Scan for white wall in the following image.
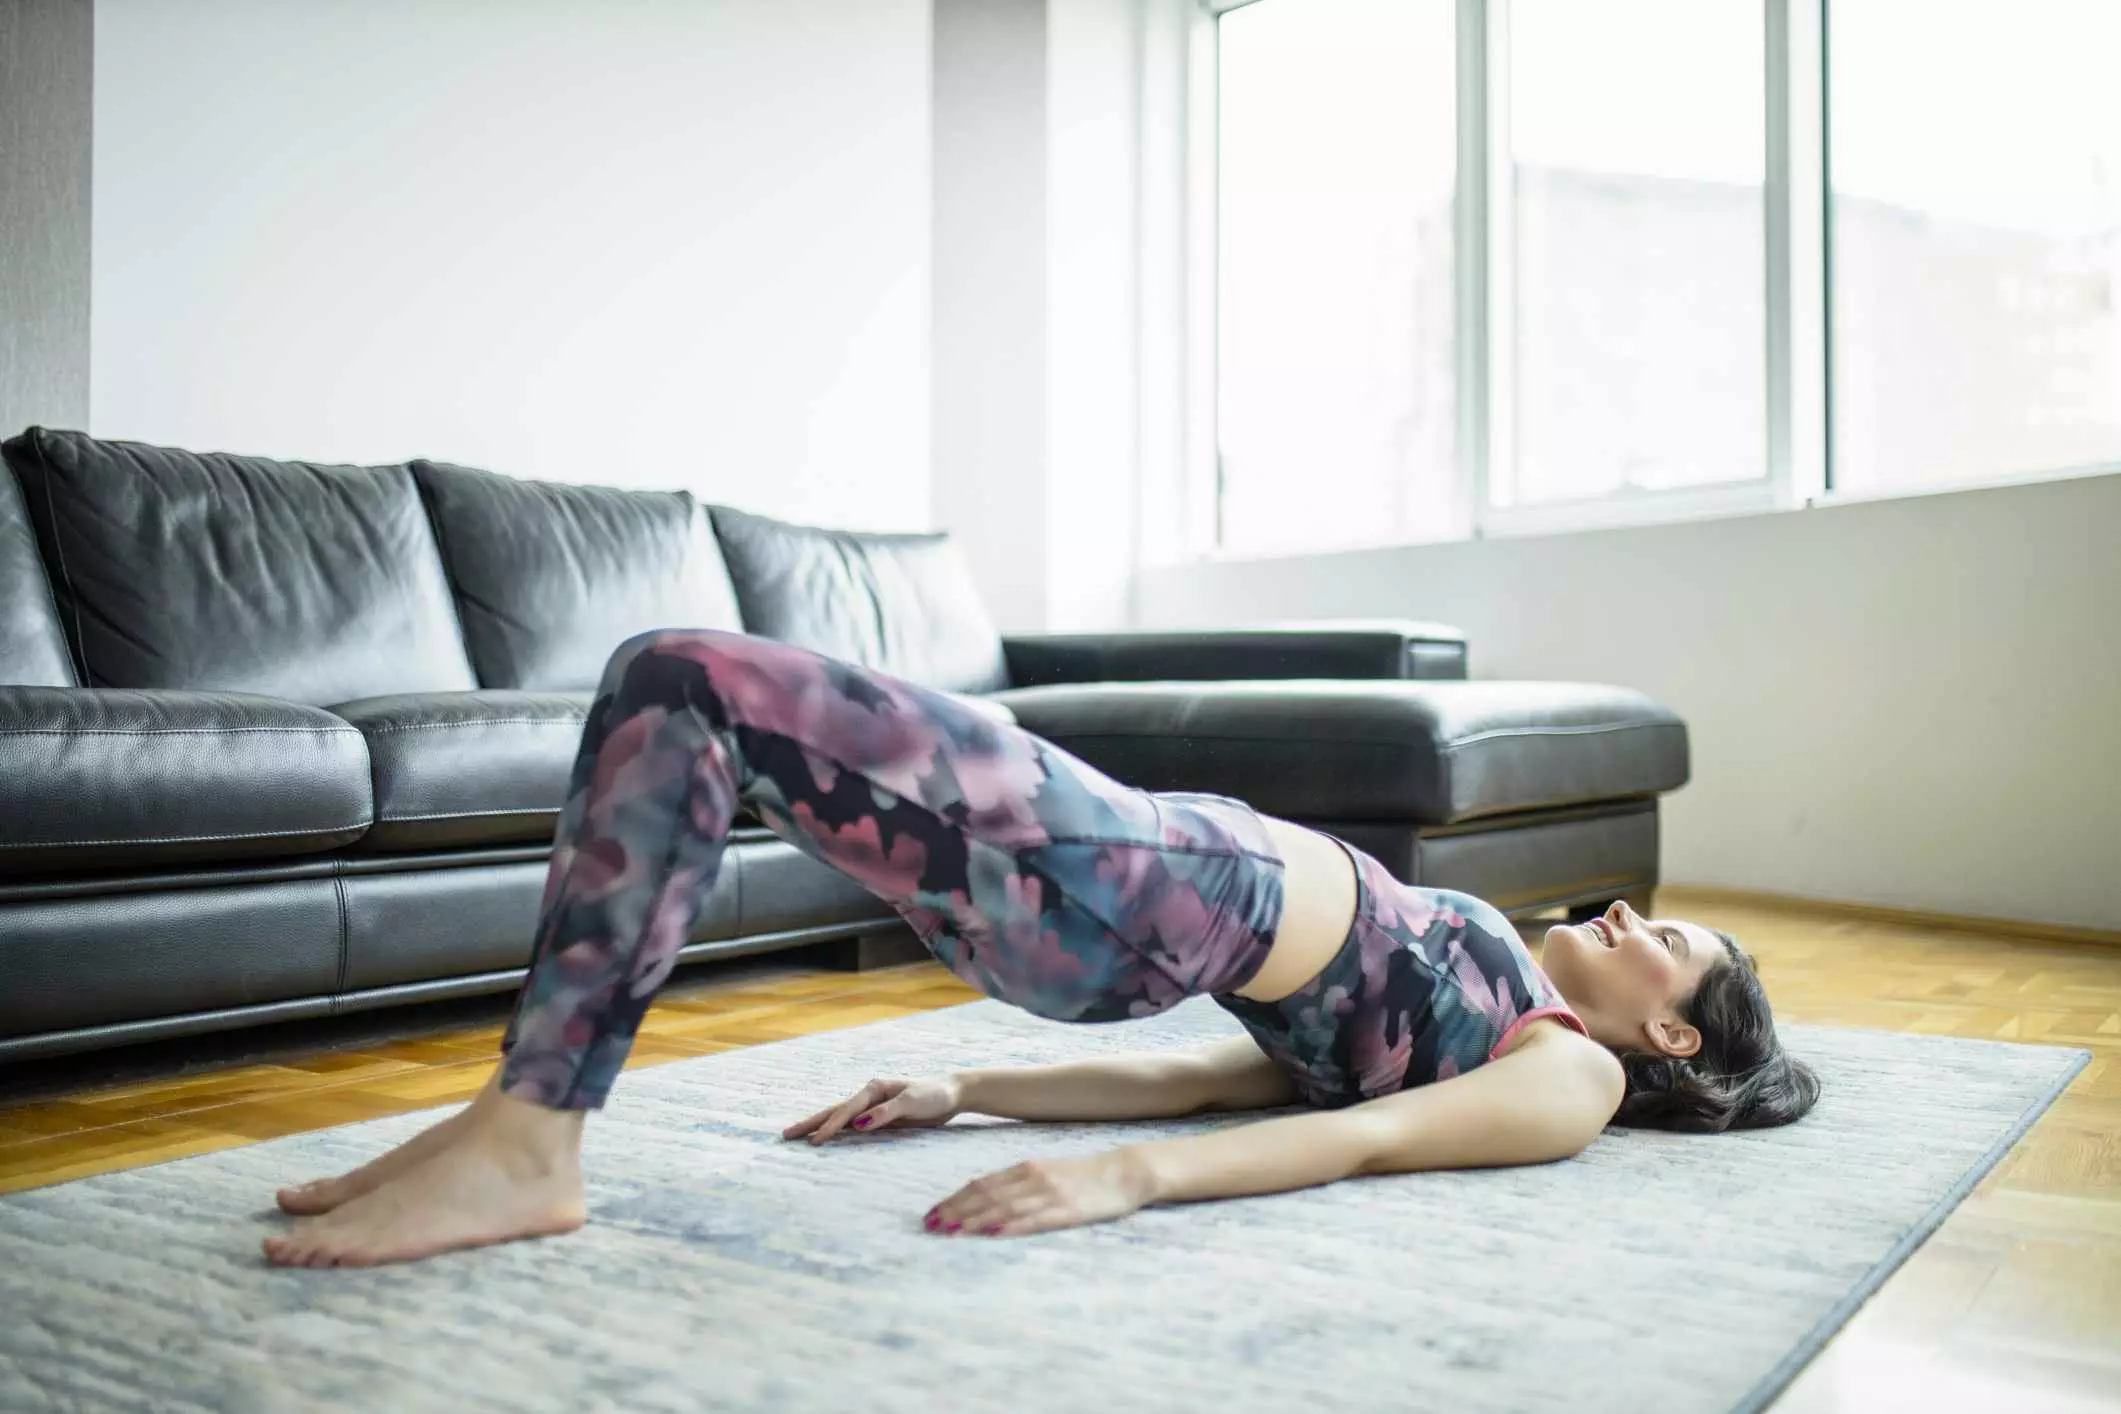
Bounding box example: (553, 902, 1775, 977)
(1042, 0, 1143, 632)
(1138, 474, 2121, 932)
(90, 0, 933, 529)
(927, 0, 1163, 633)
(930, 0, 1048, 630)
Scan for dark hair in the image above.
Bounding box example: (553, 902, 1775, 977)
(1610, 931, 1820, 1133)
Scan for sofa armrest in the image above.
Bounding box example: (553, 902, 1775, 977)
(985, 680, 1687, 824)
(1000, 621, 1467, 687)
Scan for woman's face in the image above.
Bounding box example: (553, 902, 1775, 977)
(1541, 899, 1729, 1056)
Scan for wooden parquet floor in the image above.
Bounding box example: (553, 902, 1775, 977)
(0, 888, 2114, 1413)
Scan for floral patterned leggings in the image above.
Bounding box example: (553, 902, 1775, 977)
(499, 630, 1286, 1109)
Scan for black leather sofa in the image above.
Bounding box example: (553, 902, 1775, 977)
(0, 427, 1689, 1062)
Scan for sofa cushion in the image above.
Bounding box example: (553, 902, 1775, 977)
(709, 506, 1008, 694)
(330, 692, 590, 853)
(1, 427, 476, 703)
(988, 680, 1689, 825)
(0, 687, 372, 876)
(0, 459, 74, 687)
(0, 879, 345, 1045)
(414, 460, 744, 693)
(333, 686, 1009, 855)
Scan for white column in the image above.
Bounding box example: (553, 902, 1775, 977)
(930, 0, 1051, 632)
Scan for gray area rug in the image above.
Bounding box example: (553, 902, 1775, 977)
(0, 1002, 2088, 1414)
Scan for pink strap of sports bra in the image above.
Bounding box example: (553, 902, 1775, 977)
(1489, 1004, 1591, 1061)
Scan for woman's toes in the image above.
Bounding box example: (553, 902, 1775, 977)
(275, 1176, 356, 1216)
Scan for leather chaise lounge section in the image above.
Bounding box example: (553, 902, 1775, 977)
(0, 427, 1688, 1062)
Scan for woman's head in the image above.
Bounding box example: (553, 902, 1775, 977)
(1541, 900, 1819, 1132)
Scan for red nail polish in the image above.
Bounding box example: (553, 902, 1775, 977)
(981, 1225, 1002, 1236)
(853, 1116, 871, 1129)
(924, 1214, 940, 1231)
(945, 1222, 962, 1234)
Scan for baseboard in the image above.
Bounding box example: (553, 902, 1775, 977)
(1661, 884, 2121, 949)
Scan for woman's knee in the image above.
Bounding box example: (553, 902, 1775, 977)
(598, 628, 750, 692)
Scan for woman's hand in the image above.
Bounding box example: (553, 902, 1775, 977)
(782, 1075, 964, 1146)
(923, 1149, 1155, 1238)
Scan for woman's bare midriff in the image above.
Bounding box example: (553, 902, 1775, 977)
(1232, 816, 1360, 1004)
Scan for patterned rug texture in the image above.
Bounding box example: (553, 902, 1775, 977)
(0, 1001, 2088, 1414)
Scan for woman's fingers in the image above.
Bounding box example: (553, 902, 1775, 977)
(807, 1095, 874, 1146)
(805, 1080, 899, 1146)
(787, 1076, 958, 1145)
(924, 1176, 991, 1234)
(926, 1164, 1049, 1235)
(936, 1191, 1045, 1238)
(783, 1098, 857, 1142)
(922, 1154, 1143, 1238)
(780, 1103, 841, 1141)
(852, 1096, 902, 1132)
(979, 1205, 1077, 1239)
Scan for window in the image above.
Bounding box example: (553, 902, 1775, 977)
(1499, 0, 1766, 509)
(1214, 0, 1458, 553)
(1829, 0, 2121, 494)
(1199, 0, 2121, 557)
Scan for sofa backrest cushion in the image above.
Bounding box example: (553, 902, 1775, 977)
(4, 427, 475, 703)
(414, 459, 744, 692)
(0, 450, 75, 687)
(708, 506, 1008, 694)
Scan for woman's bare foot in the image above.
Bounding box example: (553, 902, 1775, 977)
(263, 1091, 585, 1268)
(275, 1104, 478, 1216)
(275, 1071, 516, 1215)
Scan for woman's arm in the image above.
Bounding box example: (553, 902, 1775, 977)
(1128, 1024, 1622, 1204)
(958, 1037, 1297, 1121)
(783, 1038, 1295, 1145)
(923, 1022, 1622, 1237)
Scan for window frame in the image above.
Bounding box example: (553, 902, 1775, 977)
(1187, 0, 2112, 561)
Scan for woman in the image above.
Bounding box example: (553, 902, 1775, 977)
(265, 630, 1817, 1267)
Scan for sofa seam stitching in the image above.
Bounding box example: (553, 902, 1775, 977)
(1025, 731, 1428, 749)
(1019, 723, 1682, 752)
(360, 719, 583, 734)
(0, 726, 363, 738)
(1439, 722, 1686, 751)
(376, 807, 556, 821)
(0, 822, 372, 848)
